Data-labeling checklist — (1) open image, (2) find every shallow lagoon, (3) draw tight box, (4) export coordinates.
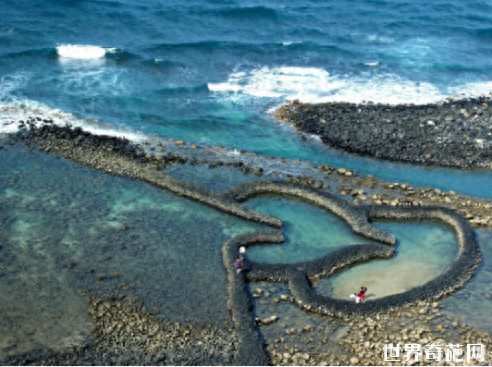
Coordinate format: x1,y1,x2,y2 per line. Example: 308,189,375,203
245,195,492,333
245,196,458,296
0,143,261,357
318,221,457,299
245,197,377,264
1,141,491,359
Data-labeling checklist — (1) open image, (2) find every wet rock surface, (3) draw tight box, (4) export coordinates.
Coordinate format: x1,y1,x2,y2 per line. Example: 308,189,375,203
258,294,492,365
275,98,492,169
4,124,492,365
12,123,492,230
1,296,239,365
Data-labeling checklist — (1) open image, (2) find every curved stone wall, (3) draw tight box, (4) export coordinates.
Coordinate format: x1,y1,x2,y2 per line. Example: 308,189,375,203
18,127,483,364
228,181,395,245
224,181,481,318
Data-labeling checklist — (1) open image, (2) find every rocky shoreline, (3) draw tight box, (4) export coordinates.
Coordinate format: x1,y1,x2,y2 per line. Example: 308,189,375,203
2,124,492,365
275,97,492,169
11,123,492,229
1,296,239,365
253,288,492,366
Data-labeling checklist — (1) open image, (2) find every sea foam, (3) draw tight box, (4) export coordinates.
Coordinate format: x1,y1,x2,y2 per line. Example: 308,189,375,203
450,81,492,99
0,99,145,141
56,44,116,60
208,66,492,105
0,71,141,141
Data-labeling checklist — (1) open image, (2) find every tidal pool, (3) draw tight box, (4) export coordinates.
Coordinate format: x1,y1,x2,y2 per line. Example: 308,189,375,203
244,195,492,334
245,197,377,264
317,221,457,299
244,196,458,297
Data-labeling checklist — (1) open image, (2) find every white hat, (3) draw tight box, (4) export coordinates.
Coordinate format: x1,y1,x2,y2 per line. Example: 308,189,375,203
239,246,246,254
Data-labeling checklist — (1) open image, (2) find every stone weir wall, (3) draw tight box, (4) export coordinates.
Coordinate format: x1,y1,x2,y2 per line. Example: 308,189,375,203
14,125,285,365
12,125,483,365
16,125,282,228
227,181,395,245
226,181,481,319
222,232,285,365
275,97,492,169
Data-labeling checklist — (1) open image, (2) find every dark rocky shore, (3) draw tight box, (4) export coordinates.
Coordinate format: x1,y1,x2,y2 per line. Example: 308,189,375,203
2,124,492,365
275,97,492,169
2,296,239,365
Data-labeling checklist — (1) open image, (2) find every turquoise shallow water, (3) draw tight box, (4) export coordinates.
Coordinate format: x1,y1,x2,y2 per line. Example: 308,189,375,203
246,197,377,264
244,196,457,293
1,0,492,197
244,195,492,333
0,143,262,356
1,0,492,356
1,143,491,357
318,221,457,299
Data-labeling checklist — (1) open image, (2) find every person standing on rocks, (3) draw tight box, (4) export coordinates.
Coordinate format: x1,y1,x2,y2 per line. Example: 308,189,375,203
235,246,246,274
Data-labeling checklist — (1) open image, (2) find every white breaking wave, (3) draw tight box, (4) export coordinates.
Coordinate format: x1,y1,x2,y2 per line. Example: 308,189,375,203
209,66,344,101
56,44,116,60
0,99,145,141
450,81,492,99
281,40,303,46
0,70,140,142
208,66,492,105
364,60,380,67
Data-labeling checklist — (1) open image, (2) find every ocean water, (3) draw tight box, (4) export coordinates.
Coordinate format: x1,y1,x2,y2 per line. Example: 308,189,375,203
1,0,492,197
2,0,492,355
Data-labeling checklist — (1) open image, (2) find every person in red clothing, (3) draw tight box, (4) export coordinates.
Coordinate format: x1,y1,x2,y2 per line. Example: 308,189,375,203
349,286,368,303
357,286,368,303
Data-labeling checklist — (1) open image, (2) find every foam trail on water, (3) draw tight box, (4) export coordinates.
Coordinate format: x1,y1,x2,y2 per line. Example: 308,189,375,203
208,66,492,105
367,34,394,43
0,72,31,100
281,40,303,46
56,44,117,60
364,61,380,67
0,99,146,141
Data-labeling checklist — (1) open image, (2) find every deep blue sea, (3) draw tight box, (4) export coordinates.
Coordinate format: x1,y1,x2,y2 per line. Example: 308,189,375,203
1,0,492,196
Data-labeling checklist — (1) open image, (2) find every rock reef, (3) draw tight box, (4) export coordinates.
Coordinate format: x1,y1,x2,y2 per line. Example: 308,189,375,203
5,124,487,365
226,182,481,318
275,98,492,169
1,296,240,365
